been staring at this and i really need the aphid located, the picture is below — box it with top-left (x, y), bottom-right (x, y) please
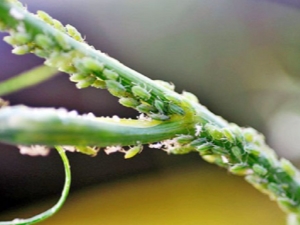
top-left (76, 77), bottom-right (96, 89)
top-left (54, 32), bottom-right (70, 50)
top-left (175, 135), bottom-right (194, 144)
top-left (154, 80), bottom-right (175, 91)
top-left (280, 159), bottom-right (297, 178)
top-left (91, 79), bottom-right (106, 89)
top-left (182, 91), bottom-right (199, 103)
top-left (136, 103), bottom-right (156, 114)
top-left (164, 93), bottom-right (181, 105)
top-left (149, 113), bottom-right (170, 121)
top-left (252, 164), bottom-right (268, 176)
top-left (119, 97), bottom-right (139, 108)
top-left (195, 143), bottom-right (213, 155)
top-left (52, 19), bottom-right (66, 32)
top-left (267, 183), bottom-right (282, 196)
top-left (229, 164), bottom-right (251, 176)
top-left (131, 85), bottom-right (151, 100)
top-left (66, 24), bottom-right (83, 42)
top-left (105, 80), bottom-right (127, 97)
top-left (190, 138), bottom-right (206, 147)
top-left (154, 99), bottom-right (165, 114)
top-left (12, 45), bottom-right (30, 55)
top-left (3, 36), bottom-right (17, 45)
top-left (168, 103), bottom-right (185, 116)
top-left (222, 128), bottom-right (235, 143)
top-left (35, 34), bottom-right (53, 50)
top-left (231, 146), bottom-right (243, 161)
top-left (103, 69), bottom-right (119, 80)
top-left (69, 73), bottom-right (87, 82)
top-left (124, 145), bottom-right (143, 159)
top-left (13, 33), bottom-right (31, 45)
top-left (205, 123), bottom-right (223, 140)
top-left (37, 10), bottom-right (54, 25)
top-left (78, 57), bottom-right (104, 73)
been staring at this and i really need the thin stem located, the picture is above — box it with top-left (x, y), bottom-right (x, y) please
top-left (0, 65), bottom-right (58, 96)
top-left (0, 146), bottom-right (71, 225)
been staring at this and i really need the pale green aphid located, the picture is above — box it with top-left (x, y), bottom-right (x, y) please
top-left (136, 103), bottom-right (156, 114)
top-left (52, 19), bottom-right (66, 32)
top-left (12, 45), bottom-right (30, 55)
top-left (280, 158), bottom-right (297, 178)
top-left (168, 103), bottom-right (185, 116)
top-left (244, 146), bottom-right (261, 157)
top-left (189, 138), bottom-right (206, 147)
top-left (105, 80), bottom-right (127, 97)
top-left (195, 143), bottom-right (213, 155)
top-left (77, 57), bottom-right (104, 73)
top-left (66, 24), bottom-right (83, 42)
top-left (35, 34), bottom-right (54, 50)
top-left (154, 99), bottom-right (165, 114)
top-left (91, 79), bottom-right (106, 89)
top-left (252, 164), bottom-right (268, 176)
top-left (212, 146), bottom-right (226, 155)
top-left (76, 76), bottom-right (96, 89)
top-left (124, 145), bottom-right (143, 159)
top-left (149, 113), bottom-right (170, 121)
top-left (222, 127), bottom-right (235, 143)
top-left (175, 135), bottom-right (194, 144)
top-left (231, 146), bottom-right (243, 161)
top-left (267, 183), bottom-right (283, 196)
top-left (13, 32), bottom-right (31, 45)
top-left (131, 85), bottom-right (151, 100)
top-left (103, 69), bottom-right (119, 80)
top-left (154, 80), bottom-right (175, 91)
top-left (119, 97), bottom-right (139, 108)
top-left (54, 32), bottom-right (71, 50)
top-left (37, 10), bottom-right (54, 25)
top-left (182, 91), bottom-right (199, 103)
top-left (69, 73), bottom-right (87, 82)
top-left (229, 164), bottom-right (250, 176)
top-left (3, 35), bottom-right (17, 45)
top-left (205, 123), bottom-right (223, 140)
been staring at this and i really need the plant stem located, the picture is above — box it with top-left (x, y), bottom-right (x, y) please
top-left (0, 146), bottom-right (71, 225)
top-left (0, 65), bottom-right (58, 96)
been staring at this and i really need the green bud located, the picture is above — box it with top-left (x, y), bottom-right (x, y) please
top-left (164, 93), bottom-right (181, 105)
top-left (103, 69), bottom-right (119, 80)
top-left (124, 145), bottom-right (143, 159)
top-left (132, 86), bottom-right (151, 100)
top-left (168, 103), bottom-right (185, 116)
top-left (182, 91), bottom-right (199, 103)
top-left (202, 155), bottom-right (217, 163)
top-left (190, 138), bottom-right (206, 147)
top-left (119, 97), bottom-right (140, 108)
top-left (252, 164), bottom-right (268, 176)
top-left (245, 146), bottom-right (260, 157)
top-left (106, 80), bottom-right (127, 97)
top-left (212, 146), bottom-right (226, 155)
top-left (33, 48), bottom-right (48, 58)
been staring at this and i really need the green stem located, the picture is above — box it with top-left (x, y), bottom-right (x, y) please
top-left (0, 65), bottom-right (58, 96)
top-left (0, 146), bottom-right (71, 225)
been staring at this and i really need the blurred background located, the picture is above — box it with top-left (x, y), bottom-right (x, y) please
top-left (1, 0), bottom-right (300, 224)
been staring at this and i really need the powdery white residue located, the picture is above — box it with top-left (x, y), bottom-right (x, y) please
top-left (149, 142), bottom-right (162, 149)
top-left (112, 115), bottom-right (120, 122)
top-left (195, 124), bottom-right (202, 136)
top-left (104, 145), bottom-right (124, 155)
top-left (18, 145), bottom-right (50, 156)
